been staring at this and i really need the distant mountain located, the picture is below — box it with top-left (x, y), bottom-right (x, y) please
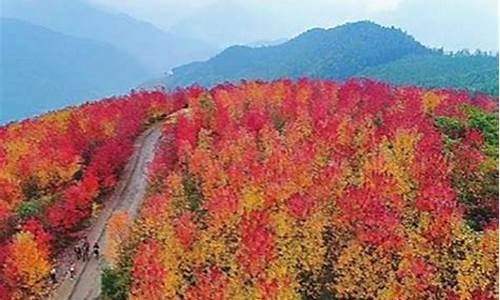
top-left (151, 21), bottom-right (498, 97)
top-left (1, 0), bottom-right (216, 73)
top-left (358, 54), bottom-right (499, 96)
top-left (159, 21), bottom-right (432, 88)
top-left (0, 18), bottom-right (150, 124)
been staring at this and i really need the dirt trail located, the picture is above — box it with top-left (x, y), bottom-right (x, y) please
top-left (51, 123), bottom-right (163, 300)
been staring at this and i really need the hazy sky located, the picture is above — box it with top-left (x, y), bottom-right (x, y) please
top-left (86, 0), bottom-right (498, 51)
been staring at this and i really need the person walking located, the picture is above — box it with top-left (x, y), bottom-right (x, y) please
top-left (93, 242), bottom-right (100, 259)
top-left (82, 239), bottom-right (90, 261)
top-left (50, 267), bottom-right (57, 284)
top-left (74, 245), bottom-right (82, 260)
top-left (69, 263), bottom-right (76, 280)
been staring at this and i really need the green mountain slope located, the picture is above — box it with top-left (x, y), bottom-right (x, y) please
top-left (357, 54), bottom-right (499, 96)
top-left (0, 18), bottom-right (150, 124)
top-left (161, 21), bottom-right (431, 87)
top-left (147, 21), bottom-right (498, 97)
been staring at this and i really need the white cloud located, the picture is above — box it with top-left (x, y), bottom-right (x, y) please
top-left (86, 0), bottom-right (498, 51)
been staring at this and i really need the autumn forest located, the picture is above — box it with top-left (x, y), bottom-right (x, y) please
top-left (0, 79), bottom-right (497, 299)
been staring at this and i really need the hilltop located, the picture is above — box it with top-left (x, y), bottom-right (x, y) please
top-left (150, 21), bottom-right (498, 96)
top-left (162, 21), bottom-right (430, 87)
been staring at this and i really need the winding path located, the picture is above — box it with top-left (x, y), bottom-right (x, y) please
top-left (51, 122), bottom-right (163, 300)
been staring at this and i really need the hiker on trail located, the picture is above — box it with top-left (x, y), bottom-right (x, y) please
top-left (74, 245), bottom-right (82, 260)
top-left (69, 264), bottom-right (76, 280)
top-left (93, 242), bottom-right (100, 258)
top-left (82, 239), bottom-right (90, 261)
top-left (50, 267), bottom-right (57, 284)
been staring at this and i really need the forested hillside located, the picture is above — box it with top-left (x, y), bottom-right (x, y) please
top-left (104, 79), bottom-right (498, 300)
top-left (0, 8), bottom-right (497, 298)
top-left (152, 21), bottom-right (498, 97)
top-left (0, 88), bottom-right (187, 299)
top-left (359, 54), bottom-right (499, 96)
top-left (162, 21), bottom-right (431, 87)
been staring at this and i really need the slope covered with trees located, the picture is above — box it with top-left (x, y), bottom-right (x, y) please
top-left (359, 54), bottom-right (499, 96)
top-left (104, 79), bottom-right (498, 300)
top-left (0, 89), bottom-right (188, 299)
top-left (153, 21), bottom-right (498, 97)
top-left (163, 21), bottom-right (431, 87)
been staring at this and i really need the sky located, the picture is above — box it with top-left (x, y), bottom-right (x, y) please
top-left (88, 0), bottom-right (499, 51)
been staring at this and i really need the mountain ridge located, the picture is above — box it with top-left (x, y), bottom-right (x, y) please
top-left (1, 0), bottom-right (217, 73)
top-left (0, 17), bottom-right (150, 124)
top-left (157, 21), bottom-right (432, 87)
top-left (146, 21), bottom-right (497, 97)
